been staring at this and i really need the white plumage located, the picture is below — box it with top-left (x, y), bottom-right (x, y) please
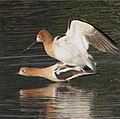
top-left (51, 20), bottom-right (118, 71)
top-left (18, 62), bottom-right (94, 82)
top-left (36, 19), bottom-right (118, 72)
top-left (19, 19), bottom-right (119, 81)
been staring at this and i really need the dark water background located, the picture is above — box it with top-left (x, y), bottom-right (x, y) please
top-left (0, 1), bottom-right (120, 119)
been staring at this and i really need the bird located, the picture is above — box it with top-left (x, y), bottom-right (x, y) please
top-left (36, 19), bottom-right (119, 72)
top-left (18, 62), bottom-right (95, 82)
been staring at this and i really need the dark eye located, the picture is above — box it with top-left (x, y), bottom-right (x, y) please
top-left (21, 69), bottom-right (25, 73)
top-left (38, 35), bottom-right (41, 38)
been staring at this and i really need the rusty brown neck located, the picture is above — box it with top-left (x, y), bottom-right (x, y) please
top-left (40, 30), bottom-right (55, 57)
top-left (40, 30), bottom-right (53, 44)
top-left (25, 67), bottom-right (49, 77)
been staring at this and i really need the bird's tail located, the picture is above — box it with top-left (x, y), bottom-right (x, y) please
top-left (85, 54), bottom-right (97, 72)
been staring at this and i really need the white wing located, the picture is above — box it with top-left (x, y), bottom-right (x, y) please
top-left (54, 35), bottom-right (81, 59)
top-left (53, 20), bottom-right (118, 71)
top-left (65, 20), bottom-right (119, 53)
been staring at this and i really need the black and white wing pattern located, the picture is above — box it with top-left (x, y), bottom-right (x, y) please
top-left (66, 20), bottom-right (119, 53)
top-left (54, 64), bottom-right (95, 81)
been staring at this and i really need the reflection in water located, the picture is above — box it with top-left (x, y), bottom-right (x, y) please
top-left (0, 0), bottom-right (120, 118)
top-left (20, 83), bottom-right (94, 119)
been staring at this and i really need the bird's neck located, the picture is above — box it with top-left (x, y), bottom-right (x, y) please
top-left (26, 68), bottom-right (43, 77)
top-left (42, 32), bottom-right (55, 57)
top-left (27, 67), bottom-right (52, 78)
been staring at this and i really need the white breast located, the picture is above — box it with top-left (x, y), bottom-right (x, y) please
top-left (54, 45), bottom-right (87, 66)
top-left (53, 34), bottom-right (90, 67)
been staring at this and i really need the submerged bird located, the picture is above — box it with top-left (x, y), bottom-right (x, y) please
top-left (36, 20), bottom-right (118, 72)
top-left (18, 63), bottom-right (95, 82)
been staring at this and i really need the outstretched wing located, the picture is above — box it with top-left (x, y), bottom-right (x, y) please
top-left (66, 20), bottom-right (119, 53)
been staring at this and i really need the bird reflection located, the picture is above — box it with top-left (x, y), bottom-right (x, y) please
top-left (20, 83), bottom-right (94, 119)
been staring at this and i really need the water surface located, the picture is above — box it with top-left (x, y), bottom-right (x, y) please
top-left (0, 1), bottom-right (120, 119)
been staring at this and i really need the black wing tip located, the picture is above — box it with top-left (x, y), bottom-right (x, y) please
top-left (88, 22), bottom-right (119, 52)
top-left (79, 19), bottom-right (119, 47)
top-left (95, 26), bottom-right (118, 45)
top-left (108, 47), bottom-right (119, 53)
top-left (100, 45), bottom-right (119, 53)
top-left (67, 18), bottom-right (119, 52)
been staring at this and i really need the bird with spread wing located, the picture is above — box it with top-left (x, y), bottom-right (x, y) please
top-left (35, 20), bottom-right (119, 72)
